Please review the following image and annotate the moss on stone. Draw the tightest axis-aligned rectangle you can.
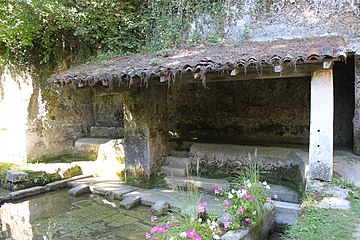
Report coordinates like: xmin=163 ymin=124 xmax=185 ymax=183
xmin=63 ymin=165 xmax=83 ymax=179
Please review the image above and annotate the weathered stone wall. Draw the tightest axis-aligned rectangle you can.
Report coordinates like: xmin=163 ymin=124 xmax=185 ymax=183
xmin=123 ymin=86 xmax=171 ymax=177
xmin=168 ymin=78 xmax=310 ymax=144
xmin=93 ymin=93 xmax=124 ymax=127
xmin=0 ymin=68 xmax=94 ymax=162
xmin=26 ymin=84 xmax=94 ymax=160
xmin=190 ymin=0 xmax=360 ymax=52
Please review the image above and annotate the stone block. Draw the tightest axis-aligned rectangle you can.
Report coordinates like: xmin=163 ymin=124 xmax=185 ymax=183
xmin=69 ymin=184 xmax=90 ymax=197
xmin=7 ymin=186 xmax=46 ymax=200
xmin=90 ymin=127 xmax=124 ymax=138
xmin=6 ymin=170 xmax=28 ymax=183
xmin=273 ymin=201 xmax=300 ymax=225
xmin=119 ymin=196 xmax=141 ymax=210
xmin=160 ymin=166 xmax=187 ymax=177
xmin=151 ymin=200 xmax=170 ymax=216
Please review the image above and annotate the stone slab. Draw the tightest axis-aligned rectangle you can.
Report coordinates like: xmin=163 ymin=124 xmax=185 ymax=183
xmin=151 ymin=200 xmax=170 ymax=216
xmin=267 ymin=184 xmax=299 ymax=203
xmin=90 ymin=126 xmax=124 ymax=138
xmin=122 ymin=188 xmax=222 ymax=215
xmin=170 ymin=150 xmax=189 ymax=157
xmin=164 ymin=176 xmax=229 ymax=193
xmin=165 ymin=156 xmax=192 ymax=168
xmin=160 ymin=166 xmax=187 ymax=177
xmin=273 ymin=201 xmax=300 ymax=225
xmin=69 ymin=184 xmax=91 ymax=197
xmin=46 ymin=174 xmax=93 ymax=191
xmin=6 ymin=170 xmax=28 ymax=183
xmin=7 ymin=186 xmax=46 ymax=200
xmin=317 ymin=197 xmax=351 ymax=210
xmin=119 ymin=196 xmax=141 ymax=210
xmin=90 ymin=181 xmax=139 ymax=199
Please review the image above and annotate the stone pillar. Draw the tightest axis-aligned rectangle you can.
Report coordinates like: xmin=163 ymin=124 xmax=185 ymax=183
xmin=309 ymin=69 xmax=333 ymax=181
xmin=354 ymin=55 xmax=360 ymax=155
xmin=123 ymin=86 xmax=170 ymax=184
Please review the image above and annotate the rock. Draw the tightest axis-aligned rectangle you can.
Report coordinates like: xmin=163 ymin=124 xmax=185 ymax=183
xmin=151 ymin=200 xmax=170 ymax=216
xmin=119 ymin=196 xmax=141 ymax=210
xmin=317 ymin=197 xmax=351 ymax=210
xmin=6 ymin=170 xmax=28 ymax=183
xmin=68 ymin=184 xmax=90 ymax=197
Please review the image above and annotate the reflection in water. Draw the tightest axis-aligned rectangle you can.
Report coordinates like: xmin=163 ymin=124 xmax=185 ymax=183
xmin=1 ymin=201 xmax=33 ymax=240
xmin=0 ymin=190 xmax=152 ymax=240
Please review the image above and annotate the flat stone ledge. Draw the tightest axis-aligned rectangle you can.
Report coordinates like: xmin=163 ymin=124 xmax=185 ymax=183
xmin=69 ymin=184 xmax=90 ymax=197
xmin=119 ymin=196 xmax=141 ymax=210
xmin=6 ymin=186 xmax=46 ymax=201
xmin=273 ymin=201 xmax=300 ymax=225
xmin=317 ymin=197 xmax=351 ymax=210
xmin=45 ymin=174 xmax=93 ymax=191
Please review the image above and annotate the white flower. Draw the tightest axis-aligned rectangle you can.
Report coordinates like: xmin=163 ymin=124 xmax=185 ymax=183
xmin=213 ymin=234 xmax=220 ymax=239
xmin=198 ymin=218 xmax=202 ymax=223
xmin=253 ymin=211 xmax=257 ymax=215
xmin=262 ymin=181 xmax=267 ymax=186
xmin=265 ymin=185 xmax=270 ymax=190
xmin=207 ymin=219 xmax=211 ymax=224
xmin=180 ymin=232 xmax=187 ymax=238
xmin=231 ymin=189 xmax=236 ymax=194
xmin=228 ymin=193 xmax=234 ymax=199
xmin=169 ymin=238 xmax=174 ymax=240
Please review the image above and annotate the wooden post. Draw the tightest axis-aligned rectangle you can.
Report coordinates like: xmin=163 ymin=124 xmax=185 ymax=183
xmin=309 ymin=69 xmax=333 ymax=181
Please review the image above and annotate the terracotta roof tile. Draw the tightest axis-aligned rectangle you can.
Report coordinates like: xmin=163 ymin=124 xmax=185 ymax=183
xmin=48 ymin=36 xmax=347 ymax=88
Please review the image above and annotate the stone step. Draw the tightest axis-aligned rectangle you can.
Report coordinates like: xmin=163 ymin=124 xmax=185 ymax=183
xmin=160 ymin=166 xmax=188 ymax=177
xmin=164 ymin=176 xmax=229 ymax=193
xmin=267 ymin=184 xmax=299 ymax=203
xmin=165 ymin=156 xmax=192 ymax=168
xmin=273 ymin=201 xmax=300 ymax=225
xmin=170 ymin=150 xmax=189 ymax=157
xmin=90 ymin=126 xmax=124 ymax=138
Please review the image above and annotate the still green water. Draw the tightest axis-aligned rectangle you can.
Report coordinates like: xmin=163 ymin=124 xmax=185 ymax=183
xmin=0 ymin=190 xmax=152 ymax=240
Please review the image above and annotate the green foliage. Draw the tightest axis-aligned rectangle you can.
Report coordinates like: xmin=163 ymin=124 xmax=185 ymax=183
xmin=62 ymin=165 xmax=82 ymax=179
xmin=0 ymin=0 xmax=145 ymax=67
xmin=285 ymin=208 xmax=357 ymax=240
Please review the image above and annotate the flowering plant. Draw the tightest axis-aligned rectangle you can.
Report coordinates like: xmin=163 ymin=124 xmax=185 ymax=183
xmin=145 ymin=201 xmax=223 ymax=240
xmin=216 ymin=179 xmax=272 ymax=230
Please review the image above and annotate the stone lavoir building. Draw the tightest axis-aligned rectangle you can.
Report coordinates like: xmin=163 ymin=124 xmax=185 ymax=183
xmin=48 ymin=36 xmax=354 ymax=184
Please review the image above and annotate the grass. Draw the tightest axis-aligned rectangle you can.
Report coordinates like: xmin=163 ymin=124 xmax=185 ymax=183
xmin=284 ymin=178 xmax=360 ymax=240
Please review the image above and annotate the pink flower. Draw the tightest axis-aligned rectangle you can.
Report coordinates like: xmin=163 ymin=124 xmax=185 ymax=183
xmin=157 ymin=225 xmax=165 ymax=233
xmin=214 ymin=186 xmax=222 ymax=195
xmin=187 ymin=229 xmax=196 ymax=238
xmin=145 ymin=232 xmax=151 ymax=239
xmin=151 ymin=216 xmax=158 ymax=222
xmin=242 ymin=193 xmax=248 ymax=199
xmin=239 ymin=207 xmax=244 ymax=213
xmin=245 ymin=217 xmax=251 ymax=222
xmin=165 ymin=223 xmax=171 ymax=228
xmin=197 ymin=205 xmax=205 ymax=213
xmin=223 ymin=200 xmax=230 ymax=206
xmin=150 ymin=226 xmax=158 ymax=234
xmin=200 ymin=202 xmax=208 ymax=207
xmin=223 ymin=221 xmax=229 ymax=229
xmin=193 ymin=234 xmax=202 ymax=240
xmin=250 ymin=196 xmax=256 ymax=201
xmin=266 ymin=198 xmax=272 ymax=202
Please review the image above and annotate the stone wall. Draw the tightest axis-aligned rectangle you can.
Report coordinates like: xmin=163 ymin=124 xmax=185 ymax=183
xmin=93 ymin=93 xmax=124 ymax=127
xmin=26 ymin=84 xmax=94 ymax=160
xmin=190 ymin=0 xmax=360 ymax=52
xmin=0 ymin=66 xmax=95 ymax=163
xmin=123 ymin=86 xmax=171 ymax=177
xmin=168 ymin=78 xmax=310 ymax=144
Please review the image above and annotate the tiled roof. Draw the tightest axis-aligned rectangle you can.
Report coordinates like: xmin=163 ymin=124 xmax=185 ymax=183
xmin=48 ymin=36 xmax=347 ymax=88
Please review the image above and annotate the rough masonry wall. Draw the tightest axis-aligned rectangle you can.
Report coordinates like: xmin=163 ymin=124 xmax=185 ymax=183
xmin=168 ymin=78 xmax=310 ymax=144
xmin=190 ymin=0 xmax=360 ymax=52
xmin=123 ymin=86 xmax=170 ymax=176
xmin=26 ymin=83 xmax=94 ymax=160
xmin=354 ymin=55 xmax=360 ymax=154
xmin=93 ymin=93 xmax=124 ymax=127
